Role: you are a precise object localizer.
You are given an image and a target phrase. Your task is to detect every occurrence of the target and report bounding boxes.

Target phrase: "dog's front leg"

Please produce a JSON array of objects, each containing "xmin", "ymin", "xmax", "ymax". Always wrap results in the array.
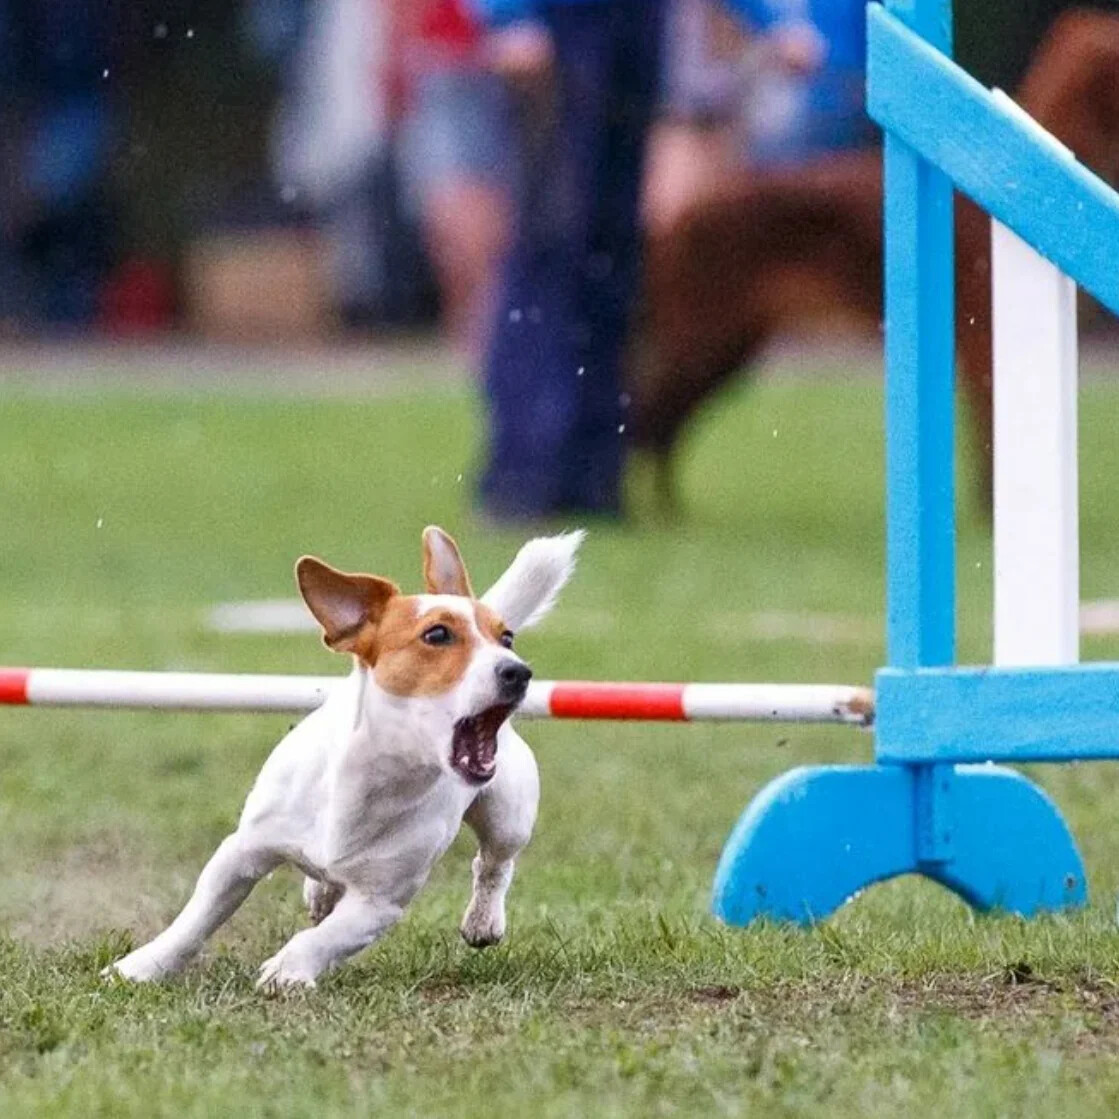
[
  {"xmin": 106, "ymin": 834, "xmax": 279, "ymax": 982},
  {"xmin": 256, "ymin": 892, "xmax": 402, "ymax": 991},
  {"xmin": 461, "ymin": 733, "xmax": 539, "ymax": 948}
]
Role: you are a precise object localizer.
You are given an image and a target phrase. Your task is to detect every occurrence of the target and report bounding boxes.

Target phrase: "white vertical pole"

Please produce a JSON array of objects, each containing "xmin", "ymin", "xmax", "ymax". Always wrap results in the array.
[{"xmin": 991, "ymin": 221, "xmax": 1079, "ymax": 667}]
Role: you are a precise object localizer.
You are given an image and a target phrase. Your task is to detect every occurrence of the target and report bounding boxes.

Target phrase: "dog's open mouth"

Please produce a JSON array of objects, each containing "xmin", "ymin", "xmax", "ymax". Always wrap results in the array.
[{"xmin": 451, "ymin": 703, "xmax": 516, "ymax": 784}]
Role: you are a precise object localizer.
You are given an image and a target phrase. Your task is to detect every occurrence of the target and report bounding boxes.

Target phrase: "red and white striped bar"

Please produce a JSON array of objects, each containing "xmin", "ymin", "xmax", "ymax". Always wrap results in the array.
[
  {"xmin": 520, "ymin": 680, "xmax": 873, "ymax": 725},
  {"xmin": 0, "ymin": 668, "xmax": 873, "ymax": 726}
]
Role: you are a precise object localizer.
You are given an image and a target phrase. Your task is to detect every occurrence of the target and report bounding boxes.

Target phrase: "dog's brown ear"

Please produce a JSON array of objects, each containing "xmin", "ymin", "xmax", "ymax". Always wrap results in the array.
[
  {"xmin": 295, "ymin": 556, "xmax": 399, "ymax": 652},
  {"xmin": 421, "ymin": 526, "xmax": 473, "ymax": 597}
]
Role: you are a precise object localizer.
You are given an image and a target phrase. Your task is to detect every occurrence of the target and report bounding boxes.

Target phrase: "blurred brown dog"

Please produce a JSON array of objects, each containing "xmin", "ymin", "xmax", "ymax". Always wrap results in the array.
[{"xmin": 628, "ymin": 9, "xmax": 1119, "ymax": 510}]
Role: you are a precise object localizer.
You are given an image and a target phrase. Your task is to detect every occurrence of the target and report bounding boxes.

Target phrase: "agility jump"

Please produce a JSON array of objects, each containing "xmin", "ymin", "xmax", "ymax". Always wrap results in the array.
[{"xmin": 709, "ymin": 0, "xmax": 1119, "ymax": 927}]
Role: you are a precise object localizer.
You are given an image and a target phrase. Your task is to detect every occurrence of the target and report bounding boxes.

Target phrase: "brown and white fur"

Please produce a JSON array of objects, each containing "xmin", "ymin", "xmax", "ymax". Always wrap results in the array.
[{"xmin": 106, "ymin": 526, "xmax": 583, "ymax": 990}]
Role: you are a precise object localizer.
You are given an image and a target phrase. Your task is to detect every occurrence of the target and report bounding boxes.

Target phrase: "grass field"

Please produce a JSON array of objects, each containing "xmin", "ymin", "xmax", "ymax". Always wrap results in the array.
[{"xmin": 4, "ymin": 359, "xmax": 1119, "ymax": 1116}]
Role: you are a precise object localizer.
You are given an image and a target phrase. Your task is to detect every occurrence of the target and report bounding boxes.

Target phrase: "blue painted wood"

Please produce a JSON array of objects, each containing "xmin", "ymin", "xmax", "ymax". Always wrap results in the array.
[
  {"xmin": 914, "ymin": 762, "xmax": 953, "ymax": 863},
  {"xmin": 931, "ymin": 765, "xmax": 1085, "ymax": 913},
  {"xmin": 881, "ymin": 0, "xmax": 955, "ymax": 671},
  {"xmin": 868, "ymin": 4, "xmax": 1119, "ymax": 317},
  {"xmin": 712, "ymin": 766, "xmax": 917, "ymax": 925},
  {"xmin": 711, "ymin": 765, "xmax": 1085, "ymax": 926},
  {"xmin": 878, "ymin": 1, "xmax": 958, "ymax": 904},
  {"xmin": 877, "ymin": 663, "xmax": 1119, "ymax": 762}
]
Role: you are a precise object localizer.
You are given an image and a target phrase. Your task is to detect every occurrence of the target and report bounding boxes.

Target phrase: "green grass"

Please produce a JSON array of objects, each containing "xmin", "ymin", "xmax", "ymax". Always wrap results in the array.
[{"xmin": 4, "ymin": 364, "xmax": 1119, "ymax": 1116}]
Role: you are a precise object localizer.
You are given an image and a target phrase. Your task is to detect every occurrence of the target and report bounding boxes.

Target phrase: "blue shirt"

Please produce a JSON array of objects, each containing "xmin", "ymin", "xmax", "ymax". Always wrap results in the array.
[
  {"xmin": 805, "ymin": 0, "xmax": 865, "ymax": 72},
  {"xmin": 471, "ymin": 0, "xmax": 811, "ymax": 34}
]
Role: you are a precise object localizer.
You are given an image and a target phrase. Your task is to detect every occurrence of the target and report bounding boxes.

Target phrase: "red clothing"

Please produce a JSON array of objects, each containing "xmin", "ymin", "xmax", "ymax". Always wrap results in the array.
[
  {"xmin": 385, "ymin": 0, "xmax": 484, "ymax": 118},
  {"xmin": 419, "ymin": 0, "xmax": 482, "ymax": 55}
]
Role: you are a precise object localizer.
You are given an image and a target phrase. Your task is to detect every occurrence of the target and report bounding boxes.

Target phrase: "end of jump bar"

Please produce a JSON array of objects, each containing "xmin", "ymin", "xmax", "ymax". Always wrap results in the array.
[
  {"xmin": 842, "ymin": 687, "xmax": 876, "ymax": 727},
  {"xmin": 0, "ymin": 668, "xmax": 29, "ymax": 704}
]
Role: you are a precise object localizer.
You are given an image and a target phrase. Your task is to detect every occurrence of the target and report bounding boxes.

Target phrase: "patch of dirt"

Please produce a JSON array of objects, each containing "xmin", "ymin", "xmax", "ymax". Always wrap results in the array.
[
  {"xmin": 881, "ymin": 970, "xmax": 1119, "ymax": 1052},
  {"xmin": 692, "ymin": 984, "xmax": 742, "ymax": 1002},
  {"xmin": 416, "ymin": 977, "xmax": 473, "ymax": 1004},
  {"xmin": 411, "ymin": 971, "xmax": 1119, "ymax": 1055},
  {"xmin": 0, "ymin": 838, "xmax": 172, "ymax": 945},
  {"xmin": 730, "ymin": 972, "xmax": 1119, "ymax": 1055}
]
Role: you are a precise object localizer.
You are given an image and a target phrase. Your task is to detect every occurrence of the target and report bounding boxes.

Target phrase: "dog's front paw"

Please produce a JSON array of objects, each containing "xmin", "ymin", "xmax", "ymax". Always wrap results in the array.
[
  {"xmin": 103, "ymin": 947, "xmax": 174, "ymax": 983},
  {"xmin": 460, "ymin": 901, "xmax": 505, "ymax": 949},
  {"xmin": 256, "ymin": 951, "xmax": 318, "ymax": 994}
]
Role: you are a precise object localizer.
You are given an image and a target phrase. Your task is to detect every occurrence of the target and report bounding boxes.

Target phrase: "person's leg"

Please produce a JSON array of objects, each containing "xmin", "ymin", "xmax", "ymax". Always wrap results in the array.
[
  {"xmin": 399, "ymin": 69, "xmax": 514, "ymax": 359},
  {"xmin": 563, "ymin": 0, "xmax": 666, "ymax": 512},
  {"xmin": 424, "ymin": 179, "xmax": 509, "ymax": 357},
  {"xmin": 641, "ymin": 120, "xmax": 739, "ymax": 235},
  {"xmin": 479, "ymin": 6, "xmax": 613, "ymax": 519}
]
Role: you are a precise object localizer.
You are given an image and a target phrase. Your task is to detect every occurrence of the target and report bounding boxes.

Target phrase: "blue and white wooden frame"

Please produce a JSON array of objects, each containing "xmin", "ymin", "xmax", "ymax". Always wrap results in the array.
[{"xmin": 713, "ymin": 0, "xmax": 1119, "ymax": 925}]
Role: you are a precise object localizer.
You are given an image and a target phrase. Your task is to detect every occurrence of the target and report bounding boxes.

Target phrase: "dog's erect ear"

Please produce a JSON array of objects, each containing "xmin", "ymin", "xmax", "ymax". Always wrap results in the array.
[
  {"xmin": 480, "ymin": 531, "xmax": 584, "ymax": 632},
  {"xmin": 421, "ymin": 526, "xmax": 474, "ymax": 597},
  {"xmin": 295, "ymin": 556, "xmax": 399, "ymax": 652}
]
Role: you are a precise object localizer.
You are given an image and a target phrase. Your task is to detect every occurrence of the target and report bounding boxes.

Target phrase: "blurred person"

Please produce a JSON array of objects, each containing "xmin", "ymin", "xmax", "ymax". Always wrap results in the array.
[
  {"xmin": 261, "ymin": 0, "xmax": 395, "ymax": 321},
  {"xmin": 743, "ymin": 0, "xmax": 872, "ymax": 166},
  {"xmin": 393, "ymin": 0, "xmax": 519, "ymax": 359},
  {"xmin": 642, "ymin": 0, "xmax": 749, "ymax": 235},
  {"xmin": 471, "ymin": 0, "xmax": 822, "ymax": 521},
  {"xmin": 0, "ymin": 0, "xmax": 117, "ymax": 329}
]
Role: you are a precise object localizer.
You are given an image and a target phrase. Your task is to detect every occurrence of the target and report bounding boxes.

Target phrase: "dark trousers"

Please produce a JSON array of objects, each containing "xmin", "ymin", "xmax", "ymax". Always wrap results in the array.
[{"xmin": 481, "ymin": 0, "xmax": 664, "ymax": 518}]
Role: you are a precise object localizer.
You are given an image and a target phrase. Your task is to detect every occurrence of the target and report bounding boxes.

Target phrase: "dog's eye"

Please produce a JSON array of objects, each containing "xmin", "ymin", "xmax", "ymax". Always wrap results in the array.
[
  {"xmin": 421, "ymin": 624, "xmax": 453, "ymax": 646},
  {"xmin": 499, "ymin": 630, "xmax": 515, "ymax": 649}
]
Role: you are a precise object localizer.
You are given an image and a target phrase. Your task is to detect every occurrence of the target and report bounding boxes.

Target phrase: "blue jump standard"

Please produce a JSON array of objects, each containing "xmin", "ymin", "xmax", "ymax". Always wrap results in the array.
[{"xmin": 711, "ymin": 0, "xmax": 1119, "ymax": 927}]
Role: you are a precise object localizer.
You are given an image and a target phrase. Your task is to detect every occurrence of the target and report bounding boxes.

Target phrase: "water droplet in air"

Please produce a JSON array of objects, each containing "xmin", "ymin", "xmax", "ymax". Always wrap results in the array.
[
  {"xmin": 617, "ymin": 424, "xmax": 626, "ymax": 434},
  {"xmin": 101, "ymin": 68, "xmax": 109, "ymax": 79},
  {"xmin": 280, "ymin": 185, "xmax": 297, "ymax": 204},
  {"xmin": 576, "ymin": 366, "xmax": 585, "ymax": 377},
  {"xmin": 618, "ymin": 392, "xmax": 630, "ymax": 408},
  {"xmin": 154, "ymin": 21, "xmax": 168, "ymax": 38},
  {"xmin": 509, "ymin": 308, "xmax": 522, "ymax": 323},
  {"xmin": 96, "ymin": 517, "xmax": 104, "ymax": 529},
  {"xmin": 186, "ymin": 27, "xmax": 195, "ymax": 38},
  {"xmin": 772, "ymin": 429, "xmax": 778, "ymax": 438},
  {"xmin": 456, "ymin": 473, "xmax": 463, "ymax": 483}
]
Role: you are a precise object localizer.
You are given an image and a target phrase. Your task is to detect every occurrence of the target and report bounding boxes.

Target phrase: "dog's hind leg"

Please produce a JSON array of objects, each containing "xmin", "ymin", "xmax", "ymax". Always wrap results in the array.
[
  {"xmin": 106, "ymin": 833, "xmax": 280, "ymax": 982},
  {"xmin": 256, "ymin": 892, "xmax": 403, "ymax": 990},
  {"xmin": 302, "ymin": 876, "xmax": 342, "ymax": 925},
  {"xmin": 460, "ymin": 734, "xmax": 540, "ymax": 948}
]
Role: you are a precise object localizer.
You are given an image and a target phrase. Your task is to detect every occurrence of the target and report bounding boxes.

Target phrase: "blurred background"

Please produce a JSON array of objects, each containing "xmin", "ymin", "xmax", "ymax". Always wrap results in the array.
[{"xmin": 1, "ymin": 0, "xmax": 1112, "ymax": 346}]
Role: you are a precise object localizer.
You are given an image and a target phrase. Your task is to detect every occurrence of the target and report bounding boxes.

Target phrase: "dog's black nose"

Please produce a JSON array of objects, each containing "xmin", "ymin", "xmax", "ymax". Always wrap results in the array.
[{"xmin": 496, "ymin": 660, "xmax": 533, "ymax": 695}]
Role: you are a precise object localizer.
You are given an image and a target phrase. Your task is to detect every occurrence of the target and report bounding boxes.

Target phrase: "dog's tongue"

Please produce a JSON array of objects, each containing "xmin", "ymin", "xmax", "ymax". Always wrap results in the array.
[{"xmin": 451, "ymin": 704, "xmax": 514, "ymax": 784}]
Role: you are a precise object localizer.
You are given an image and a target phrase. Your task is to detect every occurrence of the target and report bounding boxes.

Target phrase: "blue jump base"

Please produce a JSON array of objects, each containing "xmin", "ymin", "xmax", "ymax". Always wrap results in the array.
[
  {"xmin": 712, "ymin": 764, "xmax": 1084, "ymax": 925},
  {"xmin": 711, "ymin": 0, "xmax": 1119, "ymax": 926}
]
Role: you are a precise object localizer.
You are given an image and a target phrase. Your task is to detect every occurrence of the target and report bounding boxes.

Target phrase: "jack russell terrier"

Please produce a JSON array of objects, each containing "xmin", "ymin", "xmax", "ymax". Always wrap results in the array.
[{"xmin": 106, "ymin": 526, "xmax": 583, "ymax": 990}]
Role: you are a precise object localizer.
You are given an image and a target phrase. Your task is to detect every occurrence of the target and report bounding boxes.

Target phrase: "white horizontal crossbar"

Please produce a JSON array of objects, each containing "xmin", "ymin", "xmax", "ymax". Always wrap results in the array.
[{"xmin": 0, "ymin": 668, "xmax": 873, "ymax": 726}]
